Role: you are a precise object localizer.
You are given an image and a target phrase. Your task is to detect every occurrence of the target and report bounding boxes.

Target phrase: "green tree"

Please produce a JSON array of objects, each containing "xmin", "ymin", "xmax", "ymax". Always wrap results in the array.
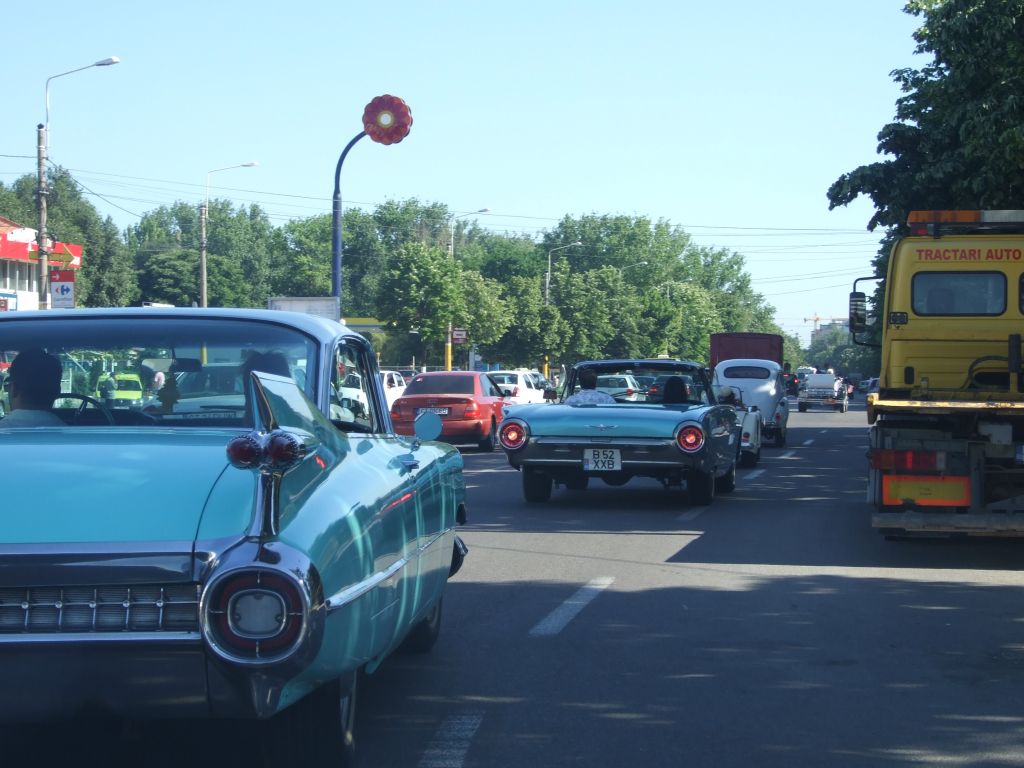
[{"xmin": 827, "ymin": 0, "xmax": 1024, "ymax": 275}]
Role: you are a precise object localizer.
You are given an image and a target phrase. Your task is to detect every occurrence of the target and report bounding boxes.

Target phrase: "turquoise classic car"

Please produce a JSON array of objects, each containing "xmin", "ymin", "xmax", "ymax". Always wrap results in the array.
[
  {"xmin": 499, "ymin": 359, "xmax": 740, "ymax": 504},
  {"xmin": 0, "ymin": 308, "xmax": 468, "ymax": 765}
]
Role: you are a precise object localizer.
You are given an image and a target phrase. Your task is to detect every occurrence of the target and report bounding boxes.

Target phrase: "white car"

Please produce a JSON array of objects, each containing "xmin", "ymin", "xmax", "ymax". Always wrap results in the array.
[
  {"xmin": 490, "ymin": 370, "xmax": 548, "ymax": 405},
  {"xmin": 713, "ymin": 359, "xmax": 789, "ymax": 447},
  {"xmin": 715, "ymin": 384, "xmax": 762, "ymax": 467},
  {"xmin": 379, "ymin": 369, "xmax": 407, "ymax": 408},
  {"xmin": 596, "ymin": 373, "xmax": 644, "ymax": 401}
]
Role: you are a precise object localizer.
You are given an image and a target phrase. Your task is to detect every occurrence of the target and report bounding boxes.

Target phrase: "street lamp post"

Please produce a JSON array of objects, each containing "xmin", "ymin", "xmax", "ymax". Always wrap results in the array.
[
  {"xmin": 37, "ymin": 56, "xmax": 119, "ymax": 309},
  {"xmin": 448, "ymin": 208, "xmax": 489, "ymax": 258},
  {"xmin": 545, "ymin": 241, "xmax": 582, "ymax": 305},
  {"xmin": 616, "ymin": 260, "xmax": 648, "ymax": 273},
  {"xmin": 199, "ymin": 162, "xmax": 258, "ymax": 307}
]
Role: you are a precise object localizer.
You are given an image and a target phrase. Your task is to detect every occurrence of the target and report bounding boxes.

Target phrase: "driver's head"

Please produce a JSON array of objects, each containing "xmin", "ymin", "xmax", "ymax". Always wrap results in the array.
[
  {"xmin": 578, "ymin": 368, "xmax": 598, "ymax": 390},
  {"xmin": 10, "ymin": 348, "xmax": 62, "ymax": 410}
]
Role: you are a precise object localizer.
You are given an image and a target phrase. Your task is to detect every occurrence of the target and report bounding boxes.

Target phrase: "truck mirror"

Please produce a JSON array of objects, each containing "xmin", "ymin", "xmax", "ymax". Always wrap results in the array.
[{"xmin": 849, "ymin": 292, "xmax": 868, "ymax": 333}]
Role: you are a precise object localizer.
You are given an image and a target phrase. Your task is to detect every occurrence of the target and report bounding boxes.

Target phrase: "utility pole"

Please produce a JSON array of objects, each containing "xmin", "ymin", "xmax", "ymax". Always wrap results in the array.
[{"xmin": 36, "ymin": 124, "xmax": 48, "ymax": 309}]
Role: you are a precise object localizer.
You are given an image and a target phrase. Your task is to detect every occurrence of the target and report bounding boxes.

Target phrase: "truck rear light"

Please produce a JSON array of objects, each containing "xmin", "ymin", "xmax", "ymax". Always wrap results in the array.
[{"xmin": 870, "ymin": 448, "xmax": 945, "ymax": 471}]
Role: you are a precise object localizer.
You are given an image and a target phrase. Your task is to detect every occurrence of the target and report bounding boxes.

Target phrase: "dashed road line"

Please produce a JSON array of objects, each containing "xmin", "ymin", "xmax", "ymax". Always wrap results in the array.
[
  {"xmin": 745, "ymin": 468, "xmax": 765, "ymax": 480},
  {"xmin": 676, "ymin": 509, "xmax": 704, "ymax": 522},
  {"xmin": 780, "ymin": 450, "xmax": 796, "ymax": 459},
  {"xmin": 418, "ymin": 712, "xmax": 484, "ymax": 768},
  {"xmin": 529, "ymin": 576, "xmax": 615, "ymax": 637},
  {"xmin": 802, "ymin": 439, "xmax": 814, "ymax": 446}
]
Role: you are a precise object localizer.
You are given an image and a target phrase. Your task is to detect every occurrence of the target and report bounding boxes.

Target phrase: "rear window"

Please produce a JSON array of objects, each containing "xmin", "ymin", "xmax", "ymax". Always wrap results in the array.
[
  {"xmin": 722, "ymin": 366, "xmax": 771, "ymax": 380},
  {"xmin": 490, "ymin": 373, "xmax": 516, "ymax": 385},
  {"xmin": 404, "ymin": 375, "xmax": 475, "ymax": 395},
  {"xmin": 912, "ymin": 271, "xmax": 1006, "ymax": 315}
]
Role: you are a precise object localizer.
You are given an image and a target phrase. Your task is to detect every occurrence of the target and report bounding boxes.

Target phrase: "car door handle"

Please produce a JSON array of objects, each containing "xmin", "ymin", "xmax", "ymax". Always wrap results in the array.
[{"xmin": 401, "ymin": 458, "xmax": 420, "ymax": 470}]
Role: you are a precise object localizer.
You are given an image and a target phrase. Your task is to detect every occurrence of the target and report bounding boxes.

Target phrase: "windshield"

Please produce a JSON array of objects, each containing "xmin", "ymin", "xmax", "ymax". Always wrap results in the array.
[
  {"xmin": 0, "ymin": 316, "xmax": 318, "ymax": 428},
  {"xmin": 567, "ymin": 363, "xmax": 710, "ymax": 405}
]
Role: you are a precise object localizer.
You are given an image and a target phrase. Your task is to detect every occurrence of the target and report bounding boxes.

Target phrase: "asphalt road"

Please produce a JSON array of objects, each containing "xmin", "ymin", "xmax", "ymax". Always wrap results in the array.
[{"xmin": 14, "ymin": 401, "xmax": 1024, "ymax": 767}]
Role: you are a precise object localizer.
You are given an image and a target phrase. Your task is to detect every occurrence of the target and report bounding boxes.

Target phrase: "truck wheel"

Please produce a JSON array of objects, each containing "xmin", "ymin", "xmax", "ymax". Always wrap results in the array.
[
  {"xmin": 774, "ymin": 428, "xmax": 786, "ymax": 448},
  {"xmin": 739, "ymin": 449, "xmax": 757, "ymax": 468},
  {"xmin": 688, "ymin": 469, "xmax": 715, "ymax": 505},
  {"xmin": 523, "ymin": 470, "xmax": 552, "ymax": 503}
]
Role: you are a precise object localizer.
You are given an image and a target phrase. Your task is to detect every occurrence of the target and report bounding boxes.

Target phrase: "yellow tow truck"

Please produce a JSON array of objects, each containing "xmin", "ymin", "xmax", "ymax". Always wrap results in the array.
[{"xmin": 851, "ymin": 210, "xmax": 1024, "ymax": 535}]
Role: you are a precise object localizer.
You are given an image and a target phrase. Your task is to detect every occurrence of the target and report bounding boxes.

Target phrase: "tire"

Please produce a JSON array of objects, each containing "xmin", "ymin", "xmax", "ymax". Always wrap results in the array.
[
  {"xmin": 262, "ymin": 672, "xmax": 358, "ymax": 767},
  {"xmin": 774, "ymin": 428, "xmax": 786, "ymax": 448},
  {"xmin": 688, "ymin": 468, "xmax": 715, "ymax": 505},
  {"xmin": 715, "ymin": 460, "xmax": 737, "ymax": 493},
  {"xmin": 477, "ymin": 420, "xmax": 497, "ymax": 452},
  {"xmin": 565, "ymin": 474, "xmax": 589, "ymax": 491},
  {"xmin": 798, "ymin": 403, "xmax": 807, "ymax": 413},
  {"xmin": 601, "ymin": 473, "xmax": 631, "ymax": 487},
  {"xmin": 523, "ymin": 470, "xmax": 552, "ymax": 503},
  {"xmin": 739, "ymin": 449, "xmax": 758, "ymax": 469},
  {"xmin": 400, "ymin": 597, "xmax": 443, "ymax": 654}
]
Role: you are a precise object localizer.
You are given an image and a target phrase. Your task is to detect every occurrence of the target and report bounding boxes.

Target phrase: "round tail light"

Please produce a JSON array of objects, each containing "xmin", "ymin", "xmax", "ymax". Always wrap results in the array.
[
  {"xmin": 227, "ymin": 433, "xmax": 263, "ymax": 468},
  {"xmin": 676, "ymin": 425, "xmax": 705, "ymax": 452},
  {"xmin": 499, "ymin": 420, "xmax": 529, "ymax": 450}
]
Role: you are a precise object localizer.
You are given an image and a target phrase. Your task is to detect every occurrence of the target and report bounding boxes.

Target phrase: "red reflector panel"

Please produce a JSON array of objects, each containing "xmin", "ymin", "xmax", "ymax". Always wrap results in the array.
[
  {"xmin": 882, "ymin": 475, "xmax": 970, "ymax": 507},
  {"xmin": 870, "ymin": 449, "xmax": 941, "ymax": 471}
]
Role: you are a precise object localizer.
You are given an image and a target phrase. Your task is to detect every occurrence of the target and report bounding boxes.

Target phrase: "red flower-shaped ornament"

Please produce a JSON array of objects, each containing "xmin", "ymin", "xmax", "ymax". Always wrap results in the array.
[{"xmin": 362, "ymin": 95, "xmax": 413, "ymax": 145}]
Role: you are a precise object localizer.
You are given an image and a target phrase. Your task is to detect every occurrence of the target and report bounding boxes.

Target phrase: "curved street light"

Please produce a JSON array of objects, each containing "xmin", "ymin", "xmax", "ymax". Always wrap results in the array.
[
  {"xmin": 449, "ymin": 208, "xmax": 490, "ymax": 257},
  {"xmin": 38, "ymin": 56, "xmax": 120, "ymax": 309},
  {"xmin": 199, "ymin": 162, "xmax": 258, "ymax": 307},
  {"xmin": 545, "ymin": 241, "xmax": 582, "ymax": 305},
  {"xmin": 617, "ymin": 260, "xmax": 648, "ymax": 272}
]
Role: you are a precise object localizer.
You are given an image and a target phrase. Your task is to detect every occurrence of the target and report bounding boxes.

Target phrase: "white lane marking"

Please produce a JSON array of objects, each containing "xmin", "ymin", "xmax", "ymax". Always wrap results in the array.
[
  {"xmin": 529, "ymin": 576, "xmax": 615, "ymax": 637},
  {"xmin": 676, "ymin": 509, "xmax": 704, "ymax": 522},
  {"xmin": 418, "ymin": 712, "xmax": 484, "ymax": 768},
  {"xmin": 780, "ymin": 450, "xmax": 796, "ymax": 459},
  {"xmin": 745, "ymin": 469, "xmax": 765, "ymax": 480},
  {"xmin": 802, "ymin": 439, "xmax": 814, "ymax": 446}
]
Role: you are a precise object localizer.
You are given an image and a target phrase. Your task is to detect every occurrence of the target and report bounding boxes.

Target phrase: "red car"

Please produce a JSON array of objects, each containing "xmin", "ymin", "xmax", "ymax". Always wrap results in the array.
[{"xmin": 391, "ymin": 371, "xmax": 506, "ymax": 451}]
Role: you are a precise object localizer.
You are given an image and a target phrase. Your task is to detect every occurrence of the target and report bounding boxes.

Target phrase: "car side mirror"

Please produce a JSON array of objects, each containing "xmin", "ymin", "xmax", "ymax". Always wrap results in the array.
[
  {"xmin": 543, "ymin": 387, "xmax": 558, "ymax": 401},
  {"xmin": 413, "ymin": 410, "xmax": 442, "ymax": 441},
  {"xmin": 849, "ymin": 291, "xmax": 868, "ymax": 332}
]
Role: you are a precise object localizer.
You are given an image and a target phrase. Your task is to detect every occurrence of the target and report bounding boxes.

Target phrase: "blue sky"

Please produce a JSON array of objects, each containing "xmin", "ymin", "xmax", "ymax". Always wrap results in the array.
[{"xmin": 1, "ymin": 2, "xmax": 923, "ymax": 344}]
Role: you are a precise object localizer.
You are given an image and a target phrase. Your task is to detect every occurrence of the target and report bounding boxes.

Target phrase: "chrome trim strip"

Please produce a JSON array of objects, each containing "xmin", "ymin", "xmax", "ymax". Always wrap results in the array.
[
  {"xmin": 533, "ymin": 437, "xmax": 674, "ymax": 447},
  {"xmin": 0, "ymin": 631, "xmax": 202, "ymax": 645},
  {"xmin": 324, "ymin": 556, "xmax": 408, "ymax": 612}
]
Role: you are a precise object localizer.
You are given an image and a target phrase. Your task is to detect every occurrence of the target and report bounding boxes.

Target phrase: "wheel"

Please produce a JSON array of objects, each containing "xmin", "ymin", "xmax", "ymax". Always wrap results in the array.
[
  {"xmin": 739, "ymin": 449, "xmax": 758, "ymax": 469},
  {"xmin": 477, "ymin": 420, "xmax": 497, "ymax": 452},
  {"xmin": 565, "ymin": 474, "xmax": 589, "ymax": 491},
  {"xmin": 774, "ymin": 427, "xmax": 786, "ymax": 448},
  {"xmin": 262, "ymin": 671, "xmax": 358, "ymax": 767},
  {"xmin": 523, "ymin": 470, "xmax": 552, "ymax": 503},
  {"xmin": 400, "ymin": 597, "xmax": 443, "ymax": 654},
  {"xmin": 688, "ymin": 468, "xmax": 715, "ymax": 505},
  {"xmin": 63, "ymin": 392, "xmax": 115, "ymax": 425},
  {"xmin": 715, "ymin": 460, "xmax": 736, "ymax": 493},
  {"xmin": 798, "ymin": 403, "xmax": 807, "ymax": 413}
]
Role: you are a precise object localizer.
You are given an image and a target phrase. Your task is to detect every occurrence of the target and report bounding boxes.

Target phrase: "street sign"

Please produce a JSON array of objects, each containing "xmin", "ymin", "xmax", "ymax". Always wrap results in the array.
[
  {"xmin": 50, "ymin": 278, "xmax": 75, "ymax": 309},
  {"xmin": 452, "ymin": 328, "xmax": 468, "ymax": 343}
]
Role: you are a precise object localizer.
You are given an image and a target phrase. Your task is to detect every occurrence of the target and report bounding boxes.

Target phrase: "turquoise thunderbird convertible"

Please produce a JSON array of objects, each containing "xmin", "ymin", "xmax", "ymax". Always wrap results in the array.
[
  {"xmin": 0, "ymin": 308, "xmax": 467, "ymax": 764},
  {"xmin": 500, "ymin": 359, "xmax": 740, "ymax": 504}
]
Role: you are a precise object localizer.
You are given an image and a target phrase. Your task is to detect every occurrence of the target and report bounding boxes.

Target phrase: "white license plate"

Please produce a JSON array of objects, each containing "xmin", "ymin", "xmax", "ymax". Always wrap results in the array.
[
  {"xmin": 583, "ymin": 448, "xmax": 621, "ymax": 471},
  {"xmin": 417, "ymin": 407, "xmax": 449, "ymax": 416}
]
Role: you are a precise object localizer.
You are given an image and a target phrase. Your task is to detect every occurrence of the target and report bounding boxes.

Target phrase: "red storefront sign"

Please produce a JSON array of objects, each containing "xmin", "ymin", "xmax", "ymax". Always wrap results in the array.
[{"xmin": 0, "ymin": 231, "xmax": 83, "ymax": 268}]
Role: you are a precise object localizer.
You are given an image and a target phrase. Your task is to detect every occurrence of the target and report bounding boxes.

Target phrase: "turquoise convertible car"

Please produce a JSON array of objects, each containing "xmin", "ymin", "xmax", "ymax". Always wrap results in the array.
[
  {"xmin": 0, "ymin": 308, "xmax": 467, "ymax": 764},
  {"xmin": 500, "ymin": 359, "xmax": 740, "ymax": 504}
]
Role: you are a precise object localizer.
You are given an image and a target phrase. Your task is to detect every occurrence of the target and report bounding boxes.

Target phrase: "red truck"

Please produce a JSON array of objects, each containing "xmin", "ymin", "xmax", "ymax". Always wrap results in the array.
[{"xmin": 709, "ymin": 333, "xmax": 784, "ymax": 369}]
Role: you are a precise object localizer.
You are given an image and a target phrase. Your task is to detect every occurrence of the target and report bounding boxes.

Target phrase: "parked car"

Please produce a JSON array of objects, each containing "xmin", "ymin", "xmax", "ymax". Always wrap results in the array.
[
  {"xmin": 0, "ymin": 307, "xmax": 468, "ymax": 764},
  {"xmin": 712, "ymin": 359, "xmax": 789, "ymax": 446},
  {"xmin": 500, "ymin": 359, "xmax": 739, "ymax": 504},
  {"xmin": 391, "ymin": 370, "xmax": 507, "ymax": 451},
  {"xmin": 489, "ymin": 370, "xmax": 548, "ymax": 405}
]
